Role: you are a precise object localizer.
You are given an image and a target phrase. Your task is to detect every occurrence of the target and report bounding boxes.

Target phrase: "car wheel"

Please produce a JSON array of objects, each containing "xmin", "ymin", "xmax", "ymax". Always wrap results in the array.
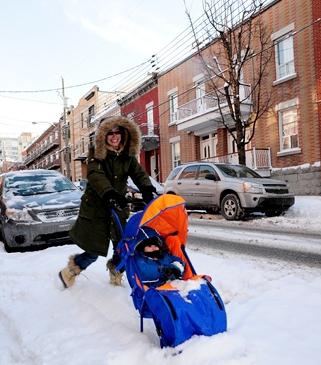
[{"xmin": 220, "ymin": 194, "xmax": 244, "ymax": 220}]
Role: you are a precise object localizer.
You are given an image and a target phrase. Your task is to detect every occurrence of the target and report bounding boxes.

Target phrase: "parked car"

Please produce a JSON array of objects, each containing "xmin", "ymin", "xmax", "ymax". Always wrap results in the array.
[
  {"xmin": 164, "ymin": 162, "xmax": 295, "ymax": 220},
  {"xmin": 70, "ymin": 176, "xmax": 163, "ymax": 211},
  {"xmin": 0, "ymin": 169, "xmax": 82, "ymax": 252},
  {"xmin": 74, "ymin": 179, "xmax": 87, "ymax": 191},
  {"xmin": 127, "ymin": 176, "xmax": 164, "ymax": 211}
]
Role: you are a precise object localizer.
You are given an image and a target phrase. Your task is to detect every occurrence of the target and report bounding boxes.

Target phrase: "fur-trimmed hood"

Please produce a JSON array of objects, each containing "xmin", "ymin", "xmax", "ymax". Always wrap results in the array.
[{"xmin": 94, "ymin": 116, "xmax": 141, "ymax": 160}]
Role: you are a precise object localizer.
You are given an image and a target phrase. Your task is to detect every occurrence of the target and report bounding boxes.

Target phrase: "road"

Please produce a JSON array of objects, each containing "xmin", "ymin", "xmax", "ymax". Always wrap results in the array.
[{"xmin": 187, "ymin": 219, "xmax": 321, "ymax": 268}]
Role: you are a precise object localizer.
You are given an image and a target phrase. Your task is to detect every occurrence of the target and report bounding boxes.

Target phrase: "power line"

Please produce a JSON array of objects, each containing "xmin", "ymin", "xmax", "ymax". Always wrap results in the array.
[
  {"xmin": 0, "ymin": 94, "xmax": 61, "ymax": 105},
  {"xmin": 0, "ymin": 60, "xmax": 150, "ymax": 94}
]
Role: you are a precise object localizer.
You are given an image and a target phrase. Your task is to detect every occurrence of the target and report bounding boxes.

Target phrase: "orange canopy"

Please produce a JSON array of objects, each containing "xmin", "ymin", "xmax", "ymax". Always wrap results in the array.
[
  {"xmin": 139, "ymin": 194, "xmax": 188, "ymax": 246},
  {"xmin": 140, "ymin": 194, "xmax": 193, "ymax": 279}
]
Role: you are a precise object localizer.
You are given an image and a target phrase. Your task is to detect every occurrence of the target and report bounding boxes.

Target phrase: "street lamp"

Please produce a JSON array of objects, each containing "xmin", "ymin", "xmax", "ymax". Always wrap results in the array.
[{"xmin": 31, "ymin": 121, "xmax": 57, "ymax": 128}]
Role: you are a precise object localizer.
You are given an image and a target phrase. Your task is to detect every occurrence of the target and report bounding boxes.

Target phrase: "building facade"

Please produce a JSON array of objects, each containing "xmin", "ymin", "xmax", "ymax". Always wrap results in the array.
[
  {"xmin": 0, "ymin": 137, "xmax": 19, "ymax": 167},
  {"xmin": 66, "ymin": 86, "xmax": 122, "ymax": 181},
  {"xmin": 118, "ymin": 76, "xmax": 161, "ymax": 180},
  {"xmin": 23, "ymin": 124, "xmax": 61, "ymax": 171},
  {"xmin": 157, "ymin": 0, "xmax": 320, "ymax": 194}
]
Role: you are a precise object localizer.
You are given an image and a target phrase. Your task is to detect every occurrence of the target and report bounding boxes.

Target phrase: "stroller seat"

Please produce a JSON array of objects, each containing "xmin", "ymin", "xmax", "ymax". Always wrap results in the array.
[{"xmin": 114, "ymin": 194, "xmax": 227, "ymax": 347}]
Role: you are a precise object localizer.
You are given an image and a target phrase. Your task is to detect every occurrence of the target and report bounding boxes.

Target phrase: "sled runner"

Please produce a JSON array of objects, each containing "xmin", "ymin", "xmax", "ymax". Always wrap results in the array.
[{"xmin": 113, "ymin": 194, "xmax": 227, "ymax": 347}]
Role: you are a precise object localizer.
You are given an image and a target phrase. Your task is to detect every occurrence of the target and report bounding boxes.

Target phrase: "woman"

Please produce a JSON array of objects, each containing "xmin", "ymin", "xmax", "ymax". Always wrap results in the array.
[{"xmin": 59, "ymin": 116, "xmax": 156, "ymax": 288}]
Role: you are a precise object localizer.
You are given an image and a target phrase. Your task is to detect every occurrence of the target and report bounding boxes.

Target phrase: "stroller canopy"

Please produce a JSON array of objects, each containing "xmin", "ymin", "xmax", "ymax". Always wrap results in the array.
[{"xmin": 122, "ymin": 194, "xmax": 188, "ymax": 254}]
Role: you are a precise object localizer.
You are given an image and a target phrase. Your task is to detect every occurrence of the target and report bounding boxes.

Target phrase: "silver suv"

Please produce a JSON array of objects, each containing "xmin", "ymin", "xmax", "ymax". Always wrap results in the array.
[{"xmin": 164, "ymin": 162, "xmax": 295, "ymax": 220}]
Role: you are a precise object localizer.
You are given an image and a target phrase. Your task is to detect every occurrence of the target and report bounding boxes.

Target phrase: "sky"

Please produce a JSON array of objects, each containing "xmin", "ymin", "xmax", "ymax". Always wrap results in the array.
[
  {"xmin": 0, "ymin": 0, "xmax": 203, "ymax": 139},
  {"xmin": 1, "ymin": 196, "xmax": 321, "ymax": 364}
]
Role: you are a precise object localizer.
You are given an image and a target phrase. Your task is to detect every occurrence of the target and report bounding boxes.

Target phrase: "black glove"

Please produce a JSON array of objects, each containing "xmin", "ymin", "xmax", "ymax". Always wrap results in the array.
[
  {"xmin": 162, "ymin": 265, "xmax": 182, "ymax": 280},
  {"xmin": 141, "ymin": 185, "xmax": 157, "ymax": 204},
  {"xmin": 103, "ymin": 189, "xmax": 128, "ymax": 209}
]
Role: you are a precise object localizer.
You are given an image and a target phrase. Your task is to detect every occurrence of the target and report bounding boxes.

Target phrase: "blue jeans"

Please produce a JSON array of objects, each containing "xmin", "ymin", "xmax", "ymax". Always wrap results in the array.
[
  {"xmin": 74, "ymin": 252, "xmax": 98, "ymax": 270},
  {"xmin": 73, "ymin": 251, "xmax": 122, "ymax": 271}
]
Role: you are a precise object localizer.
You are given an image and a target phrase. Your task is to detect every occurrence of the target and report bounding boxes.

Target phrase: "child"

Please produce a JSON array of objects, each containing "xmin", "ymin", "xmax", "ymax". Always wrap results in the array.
[{"xmin": 135, "ymin": 232, "xmax": 185, "ymax": 288}]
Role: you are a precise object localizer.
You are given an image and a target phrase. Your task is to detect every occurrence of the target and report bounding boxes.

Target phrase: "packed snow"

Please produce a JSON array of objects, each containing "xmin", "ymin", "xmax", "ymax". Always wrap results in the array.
[{"xmin": 1, "ymin": 196, "xmax": 321, "ymax": 365}]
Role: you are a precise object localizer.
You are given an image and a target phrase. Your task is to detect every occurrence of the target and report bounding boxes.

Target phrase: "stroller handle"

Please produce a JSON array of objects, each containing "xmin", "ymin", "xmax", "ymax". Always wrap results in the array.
[{"xmin": 110, "ymin": 207, "xmax": 124, "ymax": 238}]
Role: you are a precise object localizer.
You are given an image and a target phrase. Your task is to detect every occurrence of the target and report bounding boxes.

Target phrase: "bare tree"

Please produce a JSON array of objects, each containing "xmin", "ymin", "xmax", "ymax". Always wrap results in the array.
[{"xmin": 186, "ymin": 0, "xmax": 273, "ymax": 165}]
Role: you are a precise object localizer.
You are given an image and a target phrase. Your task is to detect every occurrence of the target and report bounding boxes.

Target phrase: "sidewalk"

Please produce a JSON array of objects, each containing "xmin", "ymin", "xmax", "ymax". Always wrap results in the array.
[{"xmin": 187, "ymin": 195, "xmax": 321, "ymax": 236}]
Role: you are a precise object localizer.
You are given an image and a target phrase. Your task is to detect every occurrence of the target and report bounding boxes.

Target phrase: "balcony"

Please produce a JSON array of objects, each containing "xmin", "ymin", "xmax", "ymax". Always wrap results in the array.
[
  {"xmin": 139, "ymin": 123, "xmax": 159, "ymax": 151},
  {"xmin": 46, "ymin": 158, "xmax": 61, "ymax": 170},
  {"xmin": 203, "ymin": 147, "xmax": 271, "ymax": 176},
  {"xmin": 176, "ymin": 84, "xmax": 252, "ymax": 136},
  {"xmin": 23, "ymin": 138, "xmax": 60, "ymax": 166}
]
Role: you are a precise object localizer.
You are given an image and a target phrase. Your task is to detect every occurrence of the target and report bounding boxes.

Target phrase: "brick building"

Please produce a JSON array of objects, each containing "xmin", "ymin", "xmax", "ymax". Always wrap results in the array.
[
  {"xmin": 118, "ymin": 76, "xmax": 161, "ymax": 180},
  {"xmin": 157, "ymin": 0, "xmax": 321, "ymax": 194},
  {"xmin": 23, "ymin": 124, "xmax": 61, "ymax": 171}
]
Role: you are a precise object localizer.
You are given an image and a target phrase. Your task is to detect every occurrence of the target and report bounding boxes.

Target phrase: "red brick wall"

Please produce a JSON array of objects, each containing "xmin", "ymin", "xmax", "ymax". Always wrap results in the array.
[
  {"xmin": 120, "ymin": 86, "xmax": 161, "ymax": 177},
  {"xmin": 158, "ymin": 0, "xmax": 319, "ymax": 180},
  {"xmin": 312, "ymin": 0, "xmax": 321, "ymax": 163}
]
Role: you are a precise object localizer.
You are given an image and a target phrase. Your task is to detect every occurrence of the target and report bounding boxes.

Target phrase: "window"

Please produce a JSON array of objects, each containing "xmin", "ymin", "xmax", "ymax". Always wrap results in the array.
[
  {"xmin": 275, "ymin": 35, "xmax": 295, "ymax": 79},
  {"xmin": 272, "ymin": 24, "xmax": 296, "ymax": 82},
  {"xmin": 279, "ymin": 106, "xmax": 299, "ymax": 151},
  {"xmin": 89, "ymin": 132, "xmax": 95, "ymax": 147},
  {"xmin": 171, "ymin": 141, "xmax": 180, "ymax": 168},
  {"xmin": 80, "ymin": 113, "xmax": 84, "ymax": 129},
  {"xmin": 81, "ymin": 138, "xmax": 85, "ymax": 153},
  {"xmin": 167, "ymin": 166, "xmax": 183, "ymax": 181},
  {"xmin": 146, "ymin": 102, "xmax": 154, "ymax": 135},
  {"xmin": 168, "ymin": 92, "xmax": 178, "ymax": 123},
  {"xmin": 88, "ymin": 105, "xmax": 95, "ymax": 124},
  {"xmin": 179, "ymin": 165, "xmax": 198, "ymax": 180},
  {"xmin": 195, "ymin": 79, "xmax": 205, "ymax": 112},
  {"xmin": 212, "ymin": 57, "xmax": 222, "ymax": 75},
  {"xmin": 198, "ymin": 165, "xmax": 216, "ymax": 179}
]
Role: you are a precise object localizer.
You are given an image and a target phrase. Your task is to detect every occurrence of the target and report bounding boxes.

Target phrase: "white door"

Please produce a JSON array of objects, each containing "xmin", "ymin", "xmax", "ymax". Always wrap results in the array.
[
  {"xmin": 200, "ymin": 134, "xmax": 217, "ymax": 160},
  {"xmin": 150, "ymin": 155, "xmax": 156, "ymax": 179}
]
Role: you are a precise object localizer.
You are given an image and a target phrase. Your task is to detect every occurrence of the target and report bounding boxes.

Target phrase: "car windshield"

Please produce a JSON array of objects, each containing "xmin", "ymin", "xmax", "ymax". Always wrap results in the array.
[
  {"xmin": 127, "ymin": 177, "xmax": 164, "ymax": 194},
  {"xmin": 216, "ymin": 164, "xmax": 262, "ymax": 178},
  {"xmin": 4, "ymin": 173, "xmax": 77, "ymax": 196}
]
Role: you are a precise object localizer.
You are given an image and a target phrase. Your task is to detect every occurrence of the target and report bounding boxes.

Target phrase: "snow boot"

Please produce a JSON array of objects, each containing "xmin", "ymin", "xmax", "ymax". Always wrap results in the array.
[
  {"xmin": 106, "ymin": 259, "xmax": 123, "ymax": 286},
  {"xmin": 59, "ymin": 255, "xmax": 82, "ymax": 288}
]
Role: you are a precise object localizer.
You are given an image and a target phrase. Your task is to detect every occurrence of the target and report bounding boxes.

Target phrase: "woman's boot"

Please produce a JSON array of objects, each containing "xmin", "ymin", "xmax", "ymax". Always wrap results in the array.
[
  {"xmin": 59, "ymin": 255, "xmax": 82, "ymax": 288},
  {"xmin": 106, "ymin": 259, "xmax": 123, "ymax": 286}
]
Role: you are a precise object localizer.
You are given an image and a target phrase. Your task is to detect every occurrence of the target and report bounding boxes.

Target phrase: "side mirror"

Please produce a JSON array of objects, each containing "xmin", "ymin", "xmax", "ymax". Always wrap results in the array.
[{"xmin": 205, "ymin": 173, "xmax": 217, "ymax": 181}]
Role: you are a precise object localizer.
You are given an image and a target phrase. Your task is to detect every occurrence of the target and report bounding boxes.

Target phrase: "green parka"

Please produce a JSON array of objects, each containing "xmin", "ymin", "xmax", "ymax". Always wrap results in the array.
[{"xmin": 70, "ymin": 116, "xmax": 153, "ymax": 256}]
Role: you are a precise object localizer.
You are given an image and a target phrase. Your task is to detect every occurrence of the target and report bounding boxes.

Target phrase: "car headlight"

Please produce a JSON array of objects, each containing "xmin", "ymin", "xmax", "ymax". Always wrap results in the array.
[
  {"xmin": 5, "ymin": 208, "xmax": 35, "ymax": 222},
  {"xmin": 243, "ymin": 182, "xmax": 264, "ymax": 194}
]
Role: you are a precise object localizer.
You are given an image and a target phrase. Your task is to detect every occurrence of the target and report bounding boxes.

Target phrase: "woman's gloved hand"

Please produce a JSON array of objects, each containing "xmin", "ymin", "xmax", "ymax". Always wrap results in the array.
[
  {"xmin": 103, "ymin": 190, "xmax": 128, "ymax": 209},
  {"xmin": 140, "ymin": 185, "xmax": 157, "ymax": 204}
]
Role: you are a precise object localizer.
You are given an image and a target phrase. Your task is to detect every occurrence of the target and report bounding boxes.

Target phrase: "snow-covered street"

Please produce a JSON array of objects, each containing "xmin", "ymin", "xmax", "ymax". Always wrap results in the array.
[{"xmin": 1, "ymin": 196, "xmax": 321, "ymax": 365}]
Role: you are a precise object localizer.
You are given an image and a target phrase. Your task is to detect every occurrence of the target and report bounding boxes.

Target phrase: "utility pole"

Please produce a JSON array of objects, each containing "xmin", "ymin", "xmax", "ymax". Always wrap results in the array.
[{"xmin": 61, "ymin": 77, "xmax": 71, "ymax": 179}]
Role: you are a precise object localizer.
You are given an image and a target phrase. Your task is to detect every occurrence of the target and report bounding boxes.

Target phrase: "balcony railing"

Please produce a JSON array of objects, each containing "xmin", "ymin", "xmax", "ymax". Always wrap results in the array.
[
  {"xmin": 139, "ymin": 122, "xmax": 159, "ymax": 136},
  {"xmin": 177, "ymin": 84, "xmax": 251, "ymax": 122},
  {"xmin": 139, "ymin": 123, "xmax": 160, "ymax": 151},
  {"xmin": 203, "ymin": 147, "xmax": 271, "ymax": 174},
  {"xmin": 23, "ymin": 138, "xmax": 60, "ymax": 165}
]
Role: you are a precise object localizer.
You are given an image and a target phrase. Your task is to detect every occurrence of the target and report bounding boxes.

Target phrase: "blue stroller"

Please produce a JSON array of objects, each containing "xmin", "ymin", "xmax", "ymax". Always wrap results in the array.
[{"xmin": 113, "ymin": 194, "xmax": 227, "ymax": 347}]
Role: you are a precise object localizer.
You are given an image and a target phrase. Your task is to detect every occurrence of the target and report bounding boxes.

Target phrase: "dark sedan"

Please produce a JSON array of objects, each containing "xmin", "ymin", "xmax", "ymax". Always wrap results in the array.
[{"xmin": 0, "ymin": 169, "xmax": 82, "ymax": 252}]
